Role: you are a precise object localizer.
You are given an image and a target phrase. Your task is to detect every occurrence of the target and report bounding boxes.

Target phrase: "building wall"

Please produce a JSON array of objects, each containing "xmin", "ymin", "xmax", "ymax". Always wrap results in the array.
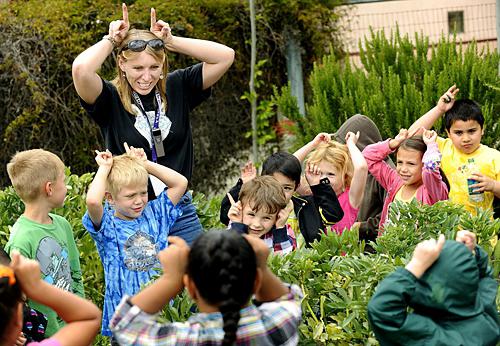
[{"xmin": 340, "ymin": 0, "xmax": 497, "ymax": 60}]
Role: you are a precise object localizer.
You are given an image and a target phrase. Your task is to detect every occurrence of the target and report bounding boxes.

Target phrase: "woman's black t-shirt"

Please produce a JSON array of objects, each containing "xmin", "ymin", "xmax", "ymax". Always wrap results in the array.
[{"xmin": 81, "ymin": 63, "xmax": 210, "ymax": 182}]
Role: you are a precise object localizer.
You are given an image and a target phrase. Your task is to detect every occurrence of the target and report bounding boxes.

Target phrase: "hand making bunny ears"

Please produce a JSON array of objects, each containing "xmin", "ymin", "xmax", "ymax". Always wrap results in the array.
[
  {"xmin": 150, "ymin": 7, "xmax": 173, "ymax": 44},
  {"xmin": 108, "ymin": 3, "xmax": 130, "ymax": 45}
]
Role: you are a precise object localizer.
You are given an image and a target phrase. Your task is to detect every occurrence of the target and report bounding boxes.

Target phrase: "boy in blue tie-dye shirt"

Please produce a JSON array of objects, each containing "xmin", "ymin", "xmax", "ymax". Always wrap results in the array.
[{"xmin": 82, "ymin": 143, "xmax": 187, "ymax": 336}]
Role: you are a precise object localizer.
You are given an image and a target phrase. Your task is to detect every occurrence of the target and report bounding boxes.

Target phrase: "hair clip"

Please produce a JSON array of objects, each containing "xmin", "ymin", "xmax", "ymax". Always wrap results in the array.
[{"xmin": 0, "ymin": 265, "xmax": 16, "ymax": 286}]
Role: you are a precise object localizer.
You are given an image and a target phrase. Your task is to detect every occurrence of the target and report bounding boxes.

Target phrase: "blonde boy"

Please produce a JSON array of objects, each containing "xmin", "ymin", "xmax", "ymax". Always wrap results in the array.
[
  {"xmin": 227, "ymin": 176, "xmax": 294, "ymax": 254},
  {"xmin": 5, "ymin": 149, "xmax": 84, "ymax": 337},
  {"xmin": 83, "ymin": 144, "xmax": 187, "ymax": 336}
]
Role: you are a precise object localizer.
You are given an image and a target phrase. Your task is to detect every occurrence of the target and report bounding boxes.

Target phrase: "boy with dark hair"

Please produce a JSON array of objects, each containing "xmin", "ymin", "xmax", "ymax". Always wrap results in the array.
[
  {"xmin": 409, "ymin": 85, "xmax": 500, "ymax": 214},
  {"xmin": 220, "ymin": 151, "xmax": 343, "ymax": 247},
  {"xmin": 368, "ymin": 231, "xmax": 499, "ymax": 345},
  {"xmin": 4, "ymin": 149, "xmax": 84, "ymax": 337}
]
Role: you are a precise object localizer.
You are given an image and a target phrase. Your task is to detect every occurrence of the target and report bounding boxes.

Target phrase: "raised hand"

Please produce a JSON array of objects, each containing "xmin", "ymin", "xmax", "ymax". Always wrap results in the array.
[
  {"xmin": 94, "ymin": 149, "xmax": 113, "ymax": 168},
  {"xmin": 10, "ymin": 251, "xmax": 42, "ymax": 297},
  {"xmin": 305, "ymin": 162, "xmax": 322, "ymax": 186},
  {"xmin": 422, "ymin": 128, "xmax": 438, "ymax": 145},
  {"xmin": 455, "ymin": 230, "xmax": 477, "ymax": 253},
  {"xmin": 240, "ymin": 160, "xmax": 257, "ymax": 184},
  {"xmin": 437, "ymin": 85, "xmax": 459, "ymax": 113},
  {"xmin": 276, "ymin": 202, "xmax": 293, "ymax": 228},
  {"xmin": 243, "ymin": 234, "xmax": 270, "ymax": 269},
  {"xmin": 158, "ymin": 236, "xmax": 190, "ymax": 280},
  {"xmin": 405, "ymin": 234, "xmax": 445, "ymax": 278},
  {"xmin": 124, "ymin": 142, "xmax": 147, "ymax": 162},
  {"xmin": 227, "ymin": 193, "xmax": 243, "ymax": 223},
  {"xmin": 312, "ymin": 132, "xmax": 331, "ymax": 147},
  {"xmin": 108, "ymin": 3, "xmax": 130, "ymax": 45},
  {"xmin": 150, "ymin": 8, "xmax": 173, "ymax": 45},
  {"xmin": 345, "ymin": 131, "xmax": 360, "ymax": 147},
  {"xmin": 389, "ymin": 128, "xmax": 411, "ymax": 150}
]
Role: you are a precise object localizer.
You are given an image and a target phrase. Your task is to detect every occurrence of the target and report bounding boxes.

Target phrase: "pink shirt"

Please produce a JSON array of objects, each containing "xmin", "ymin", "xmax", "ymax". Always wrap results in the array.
[
  {"xmin": 329, "ymin": 189, "xmax": 358, "ymax": 235},
  {"xmin": 28, "ymin": 339, "xmax": 61, "ymax": 346}
]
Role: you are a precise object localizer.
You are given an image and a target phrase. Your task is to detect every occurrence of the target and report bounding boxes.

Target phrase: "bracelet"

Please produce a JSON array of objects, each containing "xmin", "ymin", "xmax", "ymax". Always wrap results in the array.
[{"xmin": 102, "ymin": 34, "xmax": 117, "ymax": 48}]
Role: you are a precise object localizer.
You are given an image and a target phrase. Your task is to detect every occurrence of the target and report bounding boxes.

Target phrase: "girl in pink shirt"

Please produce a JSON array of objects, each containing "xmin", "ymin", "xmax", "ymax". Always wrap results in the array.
[
  {"xmin": 305, "ymin": 132, "xmax": 368, "ymax": 234},
  {"xmin": 362, "ymin": 129, "xmax": 449, "ymax": 230}
]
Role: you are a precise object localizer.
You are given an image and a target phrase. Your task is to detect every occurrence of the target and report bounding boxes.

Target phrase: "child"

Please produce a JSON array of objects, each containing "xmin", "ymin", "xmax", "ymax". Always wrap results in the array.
[
  {"xmin": 299, "ymin": 132, "xmax": 368, "ymax": 234},
  {"xmin": 0, "ymin": 248, "xmax": 48, "ymax": 344},
  {"xmin": 368, "ymin": 231, "xmax": 500, "ymax": 345},
  {"xmin": 110, "ymin": 232, "xmax": 303, "ymax": 345},
  {"xmin": 409, "ymin": 85, "xmax": 500, "ymax": 215},
  {"xmin": 220, "ymin": 151, "xmax": 344, "ymax": 246},
  {"xmin": 83, "ymin": 143, "xmax": 187, "ymax": 336},
  {"xmin": 0, "ymin": 251, "xmax": 101, "ymax": 346},
  {"xmin": 227, "ymin": 176, "xmax": 294, "ymax": 254},
  {"xmin": 4, "ymin": 149, "xmax": 84, "ymax": 337},
  {"xmin": 362, "ymin": 129, "xmax": 449, "ymax": 228}
]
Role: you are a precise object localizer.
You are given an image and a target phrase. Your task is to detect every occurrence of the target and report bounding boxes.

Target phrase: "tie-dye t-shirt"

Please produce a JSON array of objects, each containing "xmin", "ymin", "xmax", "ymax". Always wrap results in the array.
[
  {"xmin": 437, "ymin": 137, "xmax": 500, "ymax": 215},
  {"xmin": 82, "ymin": 190, "xmax": 181, "ymax": 336}
]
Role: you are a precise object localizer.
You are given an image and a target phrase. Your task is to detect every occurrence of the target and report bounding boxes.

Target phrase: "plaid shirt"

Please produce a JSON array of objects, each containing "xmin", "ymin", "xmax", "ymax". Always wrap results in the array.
[
  {"xmin": 230, "ymin": 222, "xmax": 296, "ymax": 255},
  {"xmin": 110, "ymin": 285, "xmax": 303, "ymax": 345}
]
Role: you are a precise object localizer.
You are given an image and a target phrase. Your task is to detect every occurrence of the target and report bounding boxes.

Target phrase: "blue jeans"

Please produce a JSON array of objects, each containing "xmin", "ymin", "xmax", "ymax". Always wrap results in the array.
[{"xmin": 169, "ymin": 191, "xmax": 203, "ymax": 246}]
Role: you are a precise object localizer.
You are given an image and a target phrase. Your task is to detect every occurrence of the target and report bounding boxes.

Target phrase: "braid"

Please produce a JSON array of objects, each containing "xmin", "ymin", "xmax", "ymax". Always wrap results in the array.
[{"xmin": 188, "ymin": 230, "xmax": 257, "ymax": 345}]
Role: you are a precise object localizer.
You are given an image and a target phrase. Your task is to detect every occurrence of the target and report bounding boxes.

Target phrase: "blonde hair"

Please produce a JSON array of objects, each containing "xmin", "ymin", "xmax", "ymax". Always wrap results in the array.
[
  {"xmin": 107, "ymin": 154, "xmax": 149, "ymax": 196},
  {"xmin": 6, "ymin": 149, "xmax": 65, "ymax": 203},
  {"xmin": 306, "ymin": 141, "xmax": 353, "ymax": 188},
  {"xmin": 112, "ymin": 29, "xmax": 168, "ymax": 115},
  {"xmin": 238, "ymin": 176, "xmax": 287, "ymax": 215}
]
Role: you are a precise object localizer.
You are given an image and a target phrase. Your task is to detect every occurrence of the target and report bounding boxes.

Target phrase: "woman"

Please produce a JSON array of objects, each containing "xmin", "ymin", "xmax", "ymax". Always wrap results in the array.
[{"xmin": 72, "ymin": 4, "xmax": 234, "ymax": 245}]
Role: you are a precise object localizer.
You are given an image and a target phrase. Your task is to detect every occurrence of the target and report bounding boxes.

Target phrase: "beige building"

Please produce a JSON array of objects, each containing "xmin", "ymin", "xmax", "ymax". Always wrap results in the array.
[{"xmin": 340, "ymin": 0, "xmax": 497, "ymax": 62}]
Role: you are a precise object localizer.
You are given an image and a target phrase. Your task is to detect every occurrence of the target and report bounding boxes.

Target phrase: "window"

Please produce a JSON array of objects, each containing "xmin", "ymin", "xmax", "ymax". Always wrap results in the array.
[{"xmin": 448, "ymin": 11, "xmax": 464, "ymax": 34}]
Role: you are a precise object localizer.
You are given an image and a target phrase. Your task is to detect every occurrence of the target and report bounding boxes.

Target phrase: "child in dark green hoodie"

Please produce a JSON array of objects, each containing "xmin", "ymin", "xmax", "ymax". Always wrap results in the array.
[{"xmin": 368, "ymin": 231, "xmax": 499, "ymax": 346}]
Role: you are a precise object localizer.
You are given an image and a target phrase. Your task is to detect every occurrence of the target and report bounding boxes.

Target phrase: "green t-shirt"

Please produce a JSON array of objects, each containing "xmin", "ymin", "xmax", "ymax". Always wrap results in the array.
[{"xmin": 5, "ymin": 213, "xmax": 84, "ymax": 336}]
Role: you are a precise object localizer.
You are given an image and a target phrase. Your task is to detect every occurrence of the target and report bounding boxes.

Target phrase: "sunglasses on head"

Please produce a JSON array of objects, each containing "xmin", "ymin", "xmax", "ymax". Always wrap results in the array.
[{"xmin": 121, "ymin": 39, "xmax": 165, "ymax": 52}]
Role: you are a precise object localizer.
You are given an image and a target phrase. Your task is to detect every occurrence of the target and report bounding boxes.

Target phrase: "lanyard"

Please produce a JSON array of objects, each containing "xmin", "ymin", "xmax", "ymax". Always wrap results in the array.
[{"xmin": 131, "ymin": 89, "xmax": 163, "ymax": 162}]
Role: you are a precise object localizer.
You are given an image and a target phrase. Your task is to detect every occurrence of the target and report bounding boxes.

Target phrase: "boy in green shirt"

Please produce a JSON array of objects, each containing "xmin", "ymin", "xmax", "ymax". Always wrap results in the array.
[{"xmin": 4, "ymin": 149, "xmax": 84, "ymax": 336}]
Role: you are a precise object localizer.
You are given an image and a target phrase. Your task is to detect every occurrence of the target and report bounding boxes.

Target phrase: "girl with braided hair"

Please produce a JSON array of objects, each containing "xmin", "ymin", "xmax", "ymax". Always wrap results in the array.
[{"xmin": 110, "ymin": 231, "xmax": 303, "ymax": 345}]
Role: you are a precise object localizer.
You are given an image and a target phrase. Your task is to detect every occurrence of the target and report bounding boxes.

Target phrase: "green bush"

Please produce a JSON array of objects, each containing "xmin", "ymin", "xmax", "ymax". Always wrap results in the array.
[{"xmin": 276, "ymin": 29, "xmax": 500, "ymax": 151}]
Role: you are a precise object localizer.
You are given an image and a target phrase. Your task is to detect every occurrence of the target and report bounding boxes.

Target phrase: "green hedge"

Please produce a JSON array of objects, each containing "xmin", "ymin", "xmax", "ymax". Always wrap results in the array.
[
  {"xmin": 276, "ymin": 29, "xmax": 500, "ymax": 151},
  {"xmin": 0, "ymin": 171, "xmax": 498, "ymax": 345}
]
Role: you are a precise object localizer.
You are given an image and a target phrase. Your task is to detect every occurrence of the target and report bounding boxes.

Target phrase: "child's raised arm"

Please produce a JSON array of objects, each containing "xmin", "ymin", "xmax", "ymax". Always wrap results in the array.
[
  {"xmin": 345, "ymin": 131, "xmax": 368, "ymax": 209},
  {"xmin": 128, "ymin": 236, "xmax": 189, "ymax": 313},
  {"xmin": 293, "ymin": 132, "xmax": 331, "ymax": 163},
  {"xmin": 243, "ymin": 235, "xmax": 289, "ymax": 302},
  {"xmin": 86, "ymin": 149, "xmax": 113, "ymax": 228},
  {"xmin": 408, "ymin": 85, "xmax": 459, "ymax": 135},
  {"xmin": 125, "ymin": 143, "xmax": 188, "ymax": 206},
  {"xmin": 11, "ymin": 251, "xmax": 101, "ymax": 346}
]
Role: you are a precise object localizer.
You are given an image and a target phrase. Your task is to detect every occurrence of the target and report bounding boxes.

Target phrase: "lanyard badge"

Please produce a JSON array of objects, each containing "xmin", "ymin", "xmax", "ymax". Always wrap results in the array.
[{"xmin": 132, "ymin": 89, "xmax": 166, "ymax": 162}]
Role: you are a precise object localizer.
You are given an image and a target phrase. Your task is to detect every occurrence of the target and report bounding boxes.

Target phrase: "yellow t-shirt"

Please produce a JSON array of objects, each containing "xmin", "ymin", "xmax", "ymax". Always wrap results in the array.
[{"xmin": 437, "ymin": 137, "xmax": 500, "ymax": 214}]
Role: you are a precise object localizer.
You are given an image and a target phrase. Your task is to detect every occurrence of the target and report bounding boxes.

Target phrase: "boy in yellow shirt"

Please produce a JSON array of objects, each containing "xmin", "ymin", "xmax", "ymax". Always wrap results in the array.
[{"xmin": 409, "ymin": 85, "xmax": 500, "ymax": 214}]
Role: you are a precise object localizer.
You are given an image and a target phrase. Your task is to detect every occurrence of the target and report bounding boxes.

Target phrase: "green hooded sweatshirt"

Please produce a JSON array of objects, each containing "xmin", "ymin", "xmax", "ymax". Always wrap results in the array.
[{"xmin": 368, "ymin": 241, "xmax": 499, "ymax": 345}]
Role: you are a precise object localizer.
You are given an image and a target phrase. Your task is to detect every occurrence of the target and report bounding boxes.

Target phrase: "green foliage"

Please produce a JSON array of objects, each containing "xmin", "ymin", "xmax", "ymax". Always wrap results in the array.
[{"xmin": 276, "ymin": 29, "xmax": 500, "ymax": 151}]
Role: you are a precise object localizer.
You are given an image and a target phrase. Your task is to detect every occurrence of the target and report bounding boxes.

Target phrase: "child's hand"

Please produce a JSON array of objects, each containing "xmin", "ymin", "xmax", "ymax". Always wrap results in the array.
[
  {"xmin": 10, "ymin": 251, "xmax": 42, "ymax": 297},
  {"xmin": 405, "ymin": 234, "xmax": 445, "ymax": 278},
  {"xmin": 243, "ymin": 234, "xmax": 270, "ymax": 269},
  {"xmin": 455, "ymin": 230, "xmax": 477, "ymax": 253},
  {"xmin": 469, "ymin": 172, "xmax": 497, "ymax": 193},
  {"xmin": 345, "ymin": 131, "xmax": 360, "ymax": 147},
  {"xmin": 389, "ymin": 128, "xmax": 416, "ymax": 150},
  {"xmin": 312, "ymin": 132, "xmax": 331, "ymax": 147},
  {"xmin": 124, "ymin": 142, "xmax": 148, "ymax": 163},
  {"xmin": 422, "ymin": 128, "xmax": 438, "ymax": 145},
  {"xmin": 240, "ymin": 160, "xmax": 257, "ymax": 184},
  {"xmin": 437, "ymin": 85, "xmax": 459, "ymax": 113},
  {"xmin": 159, "ymin": 236, "xmax": 190, "ymax": 280},
  {"xmin": 276, "ymin": 202, "xmax": 293, "ymax": 228},
  {"xmin": 305, "ymin": 162, "xmax": 321, "ymax": 186},
  {"xmin": 227, "ymin": 193, "xmax": 243, "ymax": 223},
  {"xmin": 94, "ymin": 149, "xmax": 113, "ymax": 168},
  {"xmin": 15, "ymin": 332, "xmax": 27, "ymax": 346}
]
